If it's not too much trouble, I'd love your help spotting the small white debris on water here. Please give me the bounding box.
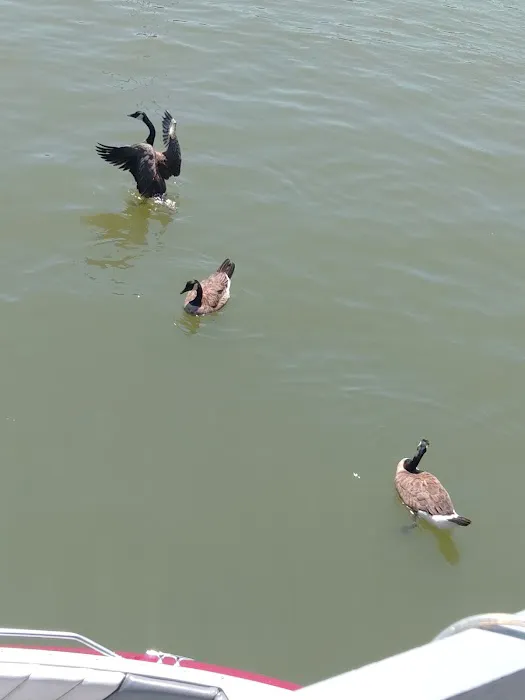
[353,473,361,479]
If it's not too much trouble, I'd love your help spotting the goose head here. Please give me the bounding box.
[181,280,200,294]
[128,111,148,122]
[397,438,430,474]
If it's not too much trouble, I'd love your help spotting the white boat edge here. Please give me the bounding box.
[295,608,525,699]
[0,628,295,700]
[0,613,524,699]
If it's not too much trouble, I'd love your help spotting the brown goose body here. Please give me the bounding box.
[181,259,235,316]
[395,439,471,530]
[96,111,181,198]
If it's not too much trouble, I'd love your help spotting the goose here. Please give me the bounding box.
[181,259,235,316]
[96,110,181,198]
[395,439,471,530]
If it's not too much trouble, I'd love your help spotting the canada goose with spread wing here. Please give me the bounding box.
[96,111,181,198]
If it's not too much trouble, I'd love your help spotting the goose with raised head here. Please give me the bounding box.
[96,110,181,198]
[181,259,236,316]
[395,439,471,530]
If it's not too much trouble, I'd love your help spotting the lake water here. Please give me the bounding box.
[1,0,525,687]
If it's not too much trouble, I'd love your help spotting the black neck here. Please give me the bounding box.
[405,444,427,474]
[143,115,156,146]
[193,283,203,307]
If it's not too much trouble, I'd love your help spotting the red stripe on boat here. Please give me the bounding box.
[0,645,301,691]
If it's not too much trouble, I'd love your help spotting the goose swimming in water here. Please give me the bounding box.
[395,439,471,530]
[96,110,181,198]
[181,259,236,316]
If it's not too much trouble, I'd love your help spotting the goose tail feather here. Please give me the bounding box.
[449,515,471,527]
[217,258,235,279]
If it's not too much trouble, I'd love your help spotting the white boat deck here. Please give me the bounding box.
[0,613,524,699]
[295,609,525,700]
[0,633,291,700]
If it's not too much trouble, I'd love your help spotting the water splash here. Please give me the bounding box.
[151,195,177,212]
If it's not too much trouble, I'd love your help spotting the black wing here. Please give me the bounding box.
[161,111,182,177]
[96,143,166,197]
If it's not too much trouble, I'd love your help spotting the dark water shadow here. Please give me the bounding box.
[83,195,177,270]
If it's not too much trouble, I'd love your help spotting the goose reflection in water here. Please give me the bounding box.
[422,519,461,566]
[400,506,461,566]
[175,312,202,335]
[84,195,176,270]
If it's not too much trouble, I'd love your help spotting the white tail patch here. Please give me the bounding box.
[417,511,461,530]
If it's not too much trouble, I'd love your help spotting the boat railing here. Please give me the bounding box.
[0,627,194,666]
[434,612,525,643]
[0,627,118,657]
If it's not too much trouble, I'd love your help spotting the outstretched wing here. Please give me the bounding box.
[161,110,181,177]
[96,143,166,197]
